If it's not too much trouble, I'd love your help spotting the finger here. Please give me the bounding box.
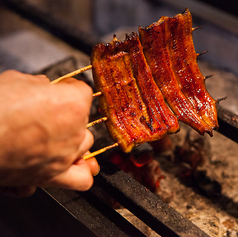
[43,159,94,191]
[56,78,93,102]
[77,129,94,158]
[0,70,23,80]
[0,70,49,83]
[66,130,95,170]
[53,79,93,129]
[82,152,100,176]
[35,74,50,82]
[43,130,94,182]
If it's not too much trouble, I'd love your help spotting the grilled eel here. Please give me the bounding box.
[91,33,179,153]
[139,8,218,135]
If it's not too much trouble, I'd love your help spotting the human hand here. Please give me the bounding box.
[0,70,99,197]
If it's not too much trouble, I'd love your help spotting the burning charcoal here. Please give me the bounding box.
[175,129,211,177]
[150,135,173,153]
[131,144,165,193]
[109,150,132,173]
[130,143,154,167]
[109,143,165,194]
[108,144,152,174]
[139,160,164,193]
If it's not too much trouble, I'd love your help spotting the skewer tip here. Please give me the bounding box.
[204,73,216,80]
[197,50,208,57]
[50,65,92,84]
[93,91,102,97]
[192,26,202,31]
[216,97,227,104]
[87,117,108,128]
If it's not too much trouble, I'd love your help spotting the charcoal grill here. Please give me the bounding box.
[0,1,238,236]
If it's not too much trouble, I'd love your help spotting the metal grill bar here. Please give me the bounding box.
[44,188,147,237]
[94,157,210,237]
[45,157,210,237]
[217,104,238,143]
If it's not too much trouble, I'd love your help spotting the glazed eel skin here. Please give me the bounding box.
[139,9,218,135]
[91,33,179,153]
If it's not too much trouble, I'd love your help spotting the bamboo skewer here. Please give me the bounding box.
[50,65,102,98]
[87,117,108,128]
[50,65,105,127]
[93,91,102,97]
[50,65,92,84]
[50,65,117,158]
[83,143,119,160]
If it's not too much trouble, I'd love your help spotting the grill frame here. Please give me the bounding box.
[44,156,211,237]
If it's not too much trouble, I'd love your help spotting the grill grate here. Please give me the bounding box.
[45,157,210,237]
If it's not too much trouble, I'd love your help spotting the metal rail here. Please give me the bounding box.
[95,157,210,237]
[46,157,210,237]
[217,104,238,143]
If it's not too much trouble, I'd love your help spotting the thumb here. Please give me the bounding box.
[41,159,94,191]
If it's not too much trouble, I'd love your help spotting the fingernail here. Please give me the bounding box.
[36,75,50,81]
[93,165,100,176]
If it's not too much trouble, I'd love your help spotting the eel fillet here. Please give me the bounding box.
[91,33,179,153]
[139,8,218,135]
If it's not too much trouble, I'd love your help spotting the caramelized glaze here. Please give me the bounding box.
[91,9,218,153]
[91,34,179,152]
[139,9,218,135]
